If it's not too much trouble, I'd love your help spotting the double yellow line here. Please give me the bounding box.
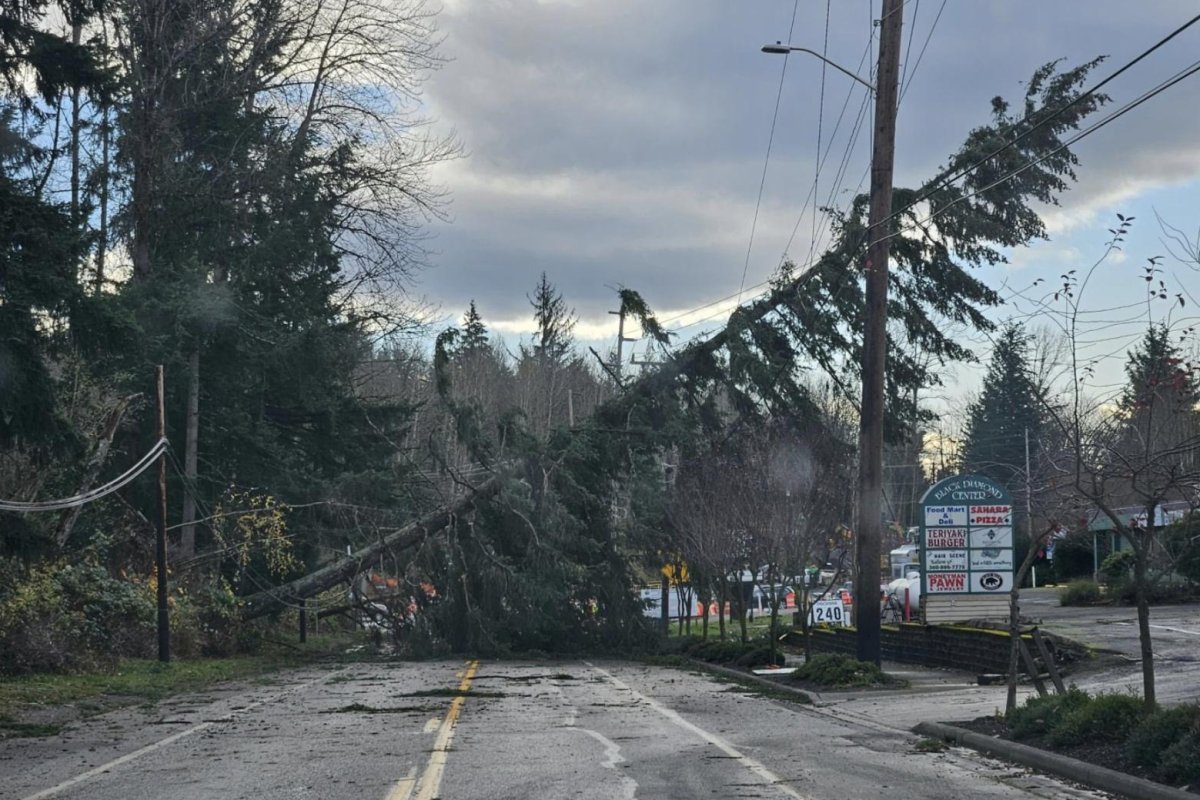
[387,659,480,800]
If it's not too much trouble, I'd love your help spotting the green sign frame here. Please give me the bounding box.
[919,474,1013,597]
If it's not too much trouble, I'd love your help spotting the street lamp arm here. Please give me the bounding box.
[760,44,876,93]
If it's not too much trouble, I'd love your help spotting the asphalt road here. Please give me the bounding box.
[3,658,1110,800]
[1019,587,1200,704]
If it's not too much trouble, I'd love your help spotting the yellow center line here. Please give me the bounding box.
[385,659,478,800]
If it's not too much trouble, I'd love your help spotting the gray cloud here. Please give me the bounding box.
[419,0,1200,340]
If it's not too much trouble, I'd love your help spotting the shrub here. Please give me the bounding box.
[0,559,157,674]
[1100,550,1134,583]
[1008,688,1091,740]
[792,653,893,688]
[1058,579,1103,607]
[1156,731,1200,785]
[1111,571,1196,605]
[1125,704,1200,770]
[733,645,784,668]
[1047,692,1148,746]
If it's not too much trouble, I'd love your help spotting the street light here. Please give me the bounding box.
[760,42,876,93]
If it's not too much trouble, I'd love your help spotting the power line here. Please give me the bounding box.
[737,0,801,305]
[0,438,167,513]
[870,11,1200,244]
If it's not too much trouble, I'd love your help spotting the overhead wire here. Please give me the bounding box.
[0,438,168,513]
[737,0,802,305]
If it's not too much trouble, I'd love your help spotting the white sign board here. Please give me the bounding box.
[970,571,1010,592]
[969,548,1014,571]
[926,572,968,593]
[925,528,967,549]
[924,506,968,527]
[970,505,1012,526]
[926,549,968,571]
[969,526,1012,548]
[807,598,849,627]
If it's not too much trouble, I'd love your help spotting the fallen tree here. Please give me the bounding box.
[240,477,503,619]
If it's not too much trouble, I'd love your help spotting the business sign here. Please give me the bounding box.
[926,549,968,572]
[925,528,967,549]
[920,475,1013,598]
[924,505,968,527]
[927,572,968,593]
[969,547,1014,571]
[970,526,1012,548]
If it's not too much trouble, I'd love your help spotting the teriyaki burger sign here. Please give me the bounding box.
[920,474,1013,598]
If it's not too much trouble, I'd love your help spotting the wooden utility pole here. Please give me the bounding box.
[155,365,171,662]
[855,0,903,666]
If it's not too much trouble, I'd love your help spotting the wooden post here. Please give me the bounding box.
[155,365,171,662]
[299,601,308,644]
[1032,629,1066,694]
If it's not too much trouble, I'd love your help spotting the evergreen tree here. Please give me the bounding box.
[1117,324,1198,415]
[460,300,489,355]
[960,324,1046,493]
[525,273,576,364]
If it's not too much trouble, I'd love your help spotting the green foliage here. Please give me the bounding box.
[792,654,896,688]
[1046,692,1148,746]
[959,324,1047,495]
[1110,571,1196,606]
[0,558,156,674]
[1100,550,1135,583]
[1058,579,1102,607]
[1156,730,1200,785]
[1007,687,1092,740]
[1125,704,1200,772]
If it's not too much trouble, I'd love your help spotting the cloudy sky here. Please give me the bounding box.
[415,0,1200,408]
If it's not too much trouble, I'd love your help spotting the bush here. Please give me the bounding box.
[1157,731,1200,785]
[733,645,784,668]
[1111,571,1197,605]
[792,653,893,688]
[1125,704,1200,770]
[1058,579,1103,607]
[1100,550,1134,583]
[1008,688,1092,740]
[1047,691,1148,746]
[0,559,157,674]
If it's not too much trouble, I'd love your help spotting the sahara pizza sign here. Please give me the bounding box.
[920,474,1013,597]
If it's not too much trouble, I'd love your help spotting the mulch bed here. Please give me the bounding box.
[954,716,1200,795]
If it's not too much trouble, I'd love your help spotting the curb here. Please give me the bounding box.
[914,720,1194,800]
[683,659,814,704]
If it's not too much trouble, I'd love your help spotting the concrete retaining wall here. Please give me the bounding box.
[783,623,1056,675]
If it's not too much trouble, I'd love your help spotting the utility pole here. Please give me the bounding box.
[155,365,171,662]
[855,0,903,666]
[608,306,636,379]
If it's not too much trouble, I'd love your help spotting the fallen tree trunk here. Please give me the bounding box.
[240,477,503,620]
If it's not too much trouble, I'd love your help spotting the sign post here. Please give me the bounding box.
[919,475,1013,623]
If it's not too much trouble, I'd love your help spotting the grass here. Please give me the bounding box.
[0,716,63,738]
[914,737,949,753]
[0,632,362,730]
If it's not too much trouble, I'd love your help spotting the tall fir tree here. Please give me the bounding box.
[960,324,1046,493]
[525,272,576,364]
[460,300,489,355]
